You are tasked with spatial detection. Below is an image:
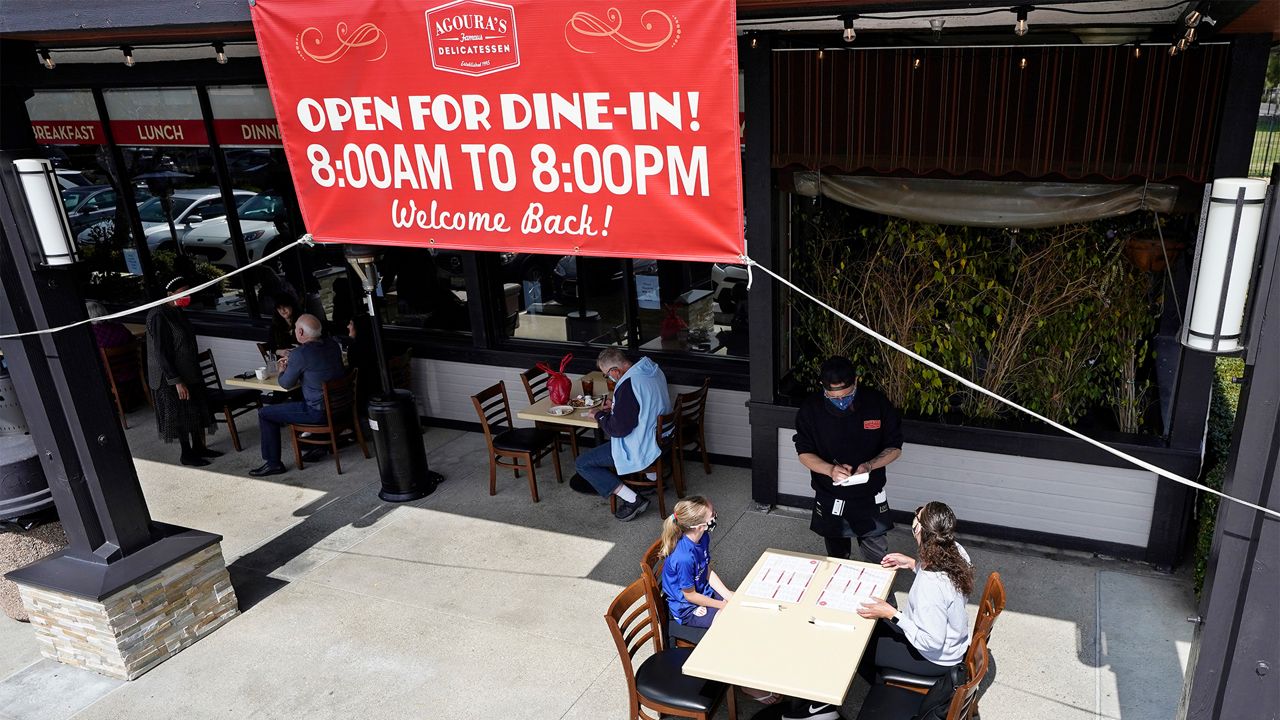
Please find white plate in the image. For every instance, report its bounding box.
[548,405,574,416]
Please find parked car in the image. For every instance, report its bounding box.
[77,188,254,249]
[61,185,118,237]
[180,191,287,268]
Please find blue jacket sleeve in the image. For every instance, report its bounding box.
[595,378,639,438]
[278,346,304,389]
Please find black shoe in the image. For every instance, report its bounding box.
[634,485,657,497]
[302,447,328,462]
[197,448,224,458]
[249,462,288,477]
[614,496,651,522]
[781,702,840,720]
[180,454,211,467]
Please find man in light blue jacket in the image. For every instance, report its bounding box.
[576,348,671,521]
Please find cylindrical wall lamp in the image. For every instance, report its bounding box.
[1181,178,1270,353]
[12,158,78,266]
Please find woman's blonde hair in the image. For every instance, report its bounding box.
[658,495,713,559]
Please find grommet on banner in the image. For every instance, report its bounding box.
[741,254,754,290]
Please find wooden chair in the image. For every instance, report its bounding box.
[99,340,151,429]
[856,636,989,720]
[197,349,261,451]
[609,412,683,517]
[605,577,737,720]
[675,378,712,476]
[287,370,370,474]
[471,381,563,502]
[518,364,590,458]
[880,572,1005,717]
[639,539,707,650]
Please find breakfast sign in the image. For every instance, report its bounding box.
[249,0,744,262]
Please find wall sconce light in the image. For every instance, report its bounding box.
[1181,178,1271,353]
[121,46,134,67]
[1013,6,1030,37]
[12,158,79,267]
[842,16,856,43]
[213,42,227,64]
[37,48,54,70]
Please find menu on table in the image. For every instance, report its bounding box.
[816,564,894,613]
[744,553,820,603]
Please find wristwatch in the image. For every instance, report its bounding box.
[889,613,901,626]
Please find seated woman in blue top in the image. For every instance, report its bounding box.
[856,501,974,680]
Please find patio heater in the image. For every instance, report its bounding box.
[345,244,442,501]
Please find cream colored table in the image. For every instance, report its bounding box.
[515,371,611,429]
[682,548,896,707]
[224,373,287,393]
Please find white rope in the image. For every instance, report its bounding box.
[741,254,1280,521]
[0,236,312,341]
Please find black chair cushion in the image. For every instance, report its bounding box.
[207,387,260,410]
[878,668,939,689]
[635,647,726,713]
[493,428,558,453]
[853,684,925,720]
[669,620,708,646]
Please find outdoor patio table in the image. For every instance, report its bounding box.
[224,372,287,393]
[515,370,610,429]
[682,548,896,713]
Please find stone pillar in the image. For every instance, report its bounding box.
[13,544,238,680]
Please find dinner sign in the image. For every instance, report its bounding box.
[250,0,744,263]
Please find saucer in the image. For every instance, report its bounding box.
[548,405,574,416]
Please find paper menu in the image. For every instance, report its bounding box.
[815,564,894,613]
[743,554,820,603]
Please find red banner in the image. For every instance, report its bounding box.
[249,0,743,263]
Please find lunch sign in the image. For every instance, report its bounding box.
[249,0,744,263]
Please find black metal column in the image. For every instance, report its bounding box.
[1179,175,1280,719]
[0,43,219,601]
[742,33,779,506]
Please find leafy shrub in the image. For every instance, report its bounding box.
[1193,357,1244,596]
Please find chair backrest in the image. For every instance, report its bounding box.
[388,349,412,391]
[971,572,1006,651]
[471,382,513,443]
[321,370,359,428]
[99,339,144,384]
[196,349,223,391]
[945,636,990,720]
[604,578,661,713]
[519,365,550,404]
[638,560,671,653]
[655,412,678,448]
[675,378,710,427]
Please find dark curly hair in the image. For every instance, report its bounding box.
[915,501,974,596]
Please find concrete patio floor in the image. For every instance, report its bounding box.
[0,406,1197,720]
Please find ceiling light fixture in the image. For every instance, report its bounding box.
[929,18,945,41]
[122,46,134,67]
[1013,6,1030,37]
[37,48,54,70]
[213,42,227,64]
[842,16,856,43]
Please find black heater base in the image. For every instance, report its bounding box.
[367,391,441,503]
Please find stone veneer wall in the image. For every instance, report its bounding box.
[15,543,238,680]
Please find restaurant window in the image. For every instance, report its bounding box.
[500,254,629,346]
[102,87,248,314]
[26,89,151,309]
[633,259,747,358]
[374,247,471,335]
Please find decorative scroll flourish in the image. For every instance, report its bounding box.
[296,22,388,63]
[564,9,679,54]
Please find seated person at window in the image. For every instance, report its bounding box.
[86,301,133,351]
[265,291,301,356]
[249,314,345,477]
[574,348,671,522]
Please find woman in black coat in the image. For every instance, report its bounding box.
[146,276,218,466]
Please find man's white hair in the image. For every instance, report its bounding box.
[297,314,323,339]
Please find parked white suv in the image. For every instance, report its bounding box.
[76,188,253,251]
[180,191,286,268]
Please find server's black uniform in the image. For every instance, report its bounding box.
[793,386,903,562]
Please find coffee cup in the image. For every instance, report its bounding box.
[255,366,268,380]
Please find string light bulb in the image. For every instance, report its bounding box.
[818,49,825,61]
[1013,7,1030,37]
[213,42,227,64]
[930,18,945,41]
[1184,10,1202,27]
[37,48,54,70]
[1184,27,1198,44]
[750,35,758,50]
[1176,36,1192,52]
[121,46,134,67]
[842,16,856,43]
[1132,44,1142,59]
[1168,44,1180,57]
[1019,56,1028,70]
[913,57,922,71]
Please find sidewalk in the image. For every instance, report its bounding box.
[0,409,1196,719]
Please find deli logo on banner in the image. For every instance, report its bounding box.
[249,0,744,263]
[426,0,520,76]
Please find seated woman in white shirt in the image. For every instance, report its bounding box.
[856,501,974,679]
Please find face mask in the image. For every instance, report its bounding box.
[706,516,718,532]
[173,296,192,308]
[827,395,853,411]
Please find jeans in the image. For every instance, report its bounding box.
[258,401,325,464]
[575,442,621,497]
